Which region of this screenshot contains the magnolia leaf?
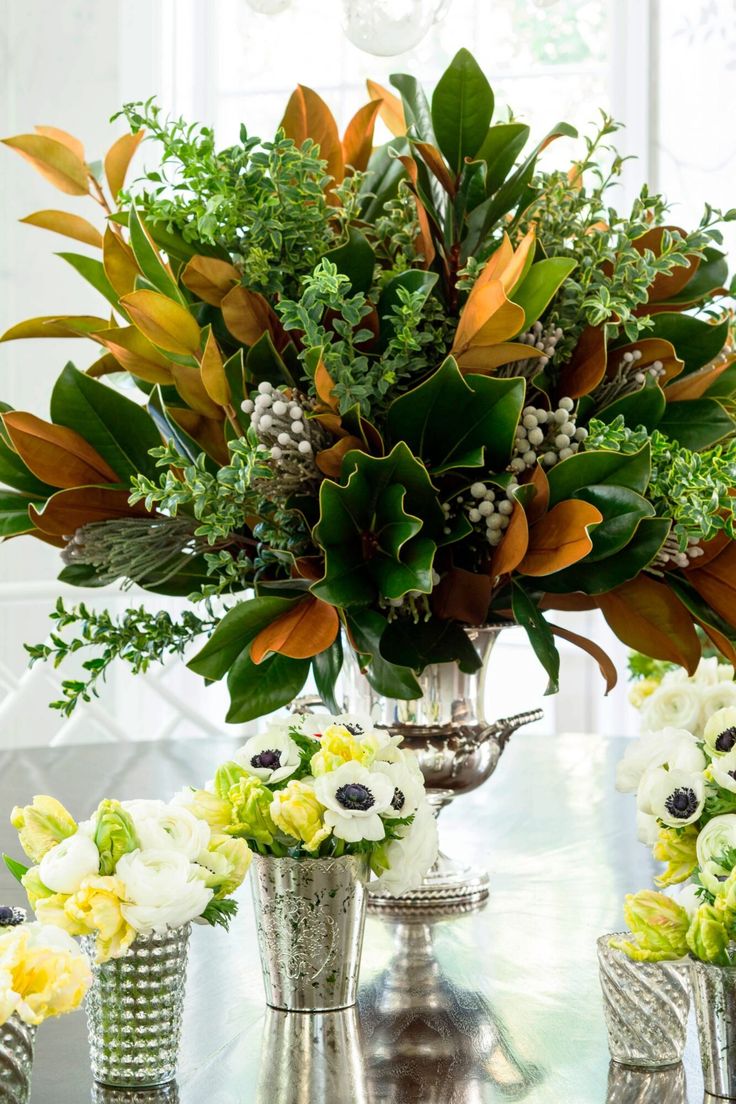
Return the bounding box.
[658,397,735,449]
[547,622,618,694]
[687,544,736,626]
[315,434,364,478]
[511,581,560,694]
[181,256,240,306]
[342,100,382,173]
[558,325,607,398]
[281,84,344,186]
[431,48,494,174]
[171,364,223,420]
[547,443,651,506]
[121,290,201,357]
[597,577,700,674]
[518,500,602,576]
[102,225,139,297]
[648,313,730,375]
[221,285,274,347]
[0,491,39,538]
[226,650,310,724]
[1,315,109,342]
[455,342,543,374]
[431,567,492,624]
[20,209,102,248]
[631,225,701,303]
[526,463,550,525]
[490,500,529,577]
[251,596,339,664]
[128,206,184,304]
[189,596,298,680]
[511,257,577,332]
[104,129,145,199]
[452,278,525,354]
[312,636,343,713]
[665,355,736,402]
[413,141,455,194]
[199,329,231,408]
[2,134,89,195]
[2,411,119,489]
[29,485,150,537]
[366,80,407,137]
[346,607,421,699]
[539,517,670,595]
[34,125,85,161]
[92,325,173,385]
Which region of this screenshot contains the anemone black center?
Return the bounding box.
[251,749,282,770]
[716,727,736,753]
[336,783,375,811]
[664,787,699,819]
[344,723,364,736]
[391,787,405,811]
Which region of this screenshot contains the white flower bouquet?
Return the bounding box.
[5,794,251,962]
[179,713,438,897]
[629,656,736,738]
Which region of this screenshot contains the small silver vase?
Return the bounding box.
[0,1014,35,1104]
[597,934,689,1070]
[250,853,370,1011]
[342,625,542,910]
[690,960,736,1099]
[83,925,190,1088]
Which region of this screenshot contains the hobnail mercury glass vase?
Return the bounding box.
[689,960,736,1099]
[0,1014,35,1104]
[251,853,370,1011]
[597,934,689,1069]
[83,925,190,1088]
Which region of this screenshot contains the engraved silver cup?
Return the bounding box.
[690,960,736,1099]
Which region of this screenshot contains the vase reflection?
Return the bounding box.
[91,1084,179,1103]
[256,1006,369,1104]
[359,917,541,1102]
[605,1060,687,1104]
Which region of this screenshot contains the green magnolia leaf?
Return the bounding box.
[3,855,28,883]
[431,48,494,174]
[386,356,524,473]
[390,72,436,142]
[188,596,296,680]
[0,490,37,536]
[669,578,736,644]
[226,649,310,724]
[223,349,247,420]
[474,122,530,194]
[648,313,730,375]
[538,517,671,595]
[57,252,120,311]
[245,332,295,388]
[359,138,408,223]
[346,608,422,699]
[658,398,735,449]
[455,159,487,223]
[136,553,213,596]
[661,247,728,306]
[147,386,219,473]
[324,228,375,295]
[575,485,656,561]
[511,580,559,695]
[50,363,162,480]
[547,443,651,506]
[312,635,343,714]
[128,206,186,305]
[380,618,483,674]
[311,442,441,607]
[706,363,736,399]
[511,257,577,332]
[596,375,666,431]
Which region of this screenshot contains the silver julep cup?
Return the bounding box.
[251,854,370,1011]
[690,960,736,1099]
[597,934,689,1069]
[0,1014,35,1104]
[83,925,190,1087]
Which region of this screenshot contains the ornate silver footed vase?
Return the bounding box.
[343,625,542,910]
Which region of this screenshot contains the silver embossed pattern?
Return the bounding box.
[597,934,689,1070]
[83,925,190,1088]
[251,854,370,1012]
[690,959,736,1098]
[0,1014,35,1104]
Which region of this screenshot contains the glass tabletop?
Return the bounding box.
[0,731,704,1103]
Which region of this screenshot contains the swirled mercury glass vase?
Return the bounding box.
[0,1014,35,1104]
[83,925,190,1088]
[250,854,370,1011]
[342,625,543,909]
[597,934,689,1069]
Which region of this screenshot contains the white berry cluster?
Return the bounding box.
[510,398,588,473]
[655,533,706,570]
[497,321,563,380]
[241,381,330,492]
[445,480,518,548]
[594,349,666,409]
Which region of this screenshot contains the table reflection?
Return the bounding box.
[256,1007,368,1103]
[605,1060,687,1104]
[359,915,542,1102]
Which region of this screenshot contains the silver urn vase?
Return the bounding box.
[690,960,736,1099]
[342,625,542,909]
[0,1014,35,1104]
[250,853,370,1011]
[83,925,190,1088]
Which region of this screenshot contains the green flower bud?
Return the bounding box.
[93,800,139,876]
[213,762,249,802]
[229,776,277,847]
[610,890,689,962]
[20,865,56,908]
[199,835,252,898]
[11,796,77,863]
[687,903,732,965]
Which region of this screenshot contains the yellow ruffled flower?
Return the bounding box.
[199,835,252,898]
[11,796,76,863]
[687,903,731,965]
[63,876,136,962]
[0,925,91,1026]
[628,678,659,709]
[610,890,689,962]
[653,826,698,887]
[177,788,232,833]
[310,725,375,776]
[270,780,331,853]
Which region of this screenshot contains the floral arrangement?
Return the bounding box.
[628,655,736,737]
[5,794,251,961]
[178,713,438,897]
[3,49,736,722]
[0,921,91,1026]
[615,706,736,964]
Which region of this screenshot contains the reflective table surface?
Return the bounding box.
[0,732,705,1103]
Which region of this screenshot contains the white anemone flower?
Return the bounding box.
[313,762,394,842]
[234,729,302,783]
[636,810,659,846]
[702,703,736,756]
[640,684,703,737]
[371,757,426,819]
[710,750,736,794]
[643,767,705,828]
[370,801,439,897]
[616,727,706,794]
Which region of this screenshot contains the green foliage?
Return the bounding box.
[627,651,677,682]
[201,897,239,931]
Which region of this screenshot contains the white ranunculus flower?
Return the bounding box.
[234,728,302,783]
[117,849,213,933]
[313,762,394,842]
[370,801,438,897]
[643,767,705,828]
[693,657,723,686]
[661,667,688,686]
[122,800,211,861]
[616,727,706,794]
[703,707,736,757]
[701,686,736,736]
[640,684,703,736]
[371,757,425,819]
[696,813,736,869]
[719,664,736,682]
[636,810,659,846]
[39,831,100,894]
[710,750,736,794]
